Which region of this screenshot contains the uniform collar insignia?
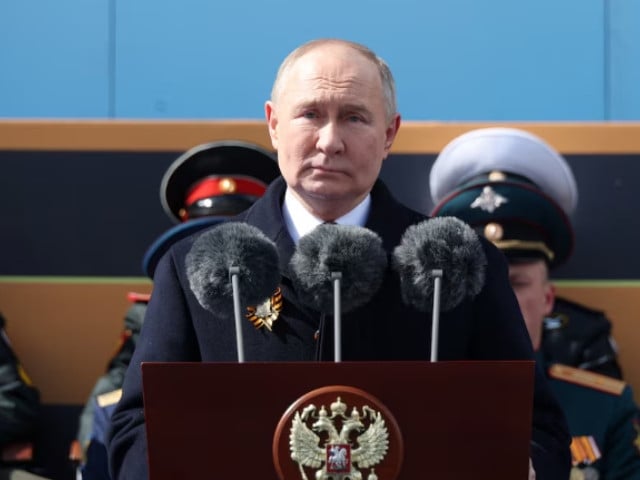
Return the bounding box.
[470,186,508,213]
[245,287,283,331]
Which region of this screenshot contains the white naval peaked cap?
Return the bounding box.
[429,127,578,215]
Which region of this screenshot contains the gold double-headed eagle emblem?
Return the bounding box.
[289,396,389,480]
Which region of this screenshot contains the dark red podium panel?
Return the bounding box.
[142,360,534,480]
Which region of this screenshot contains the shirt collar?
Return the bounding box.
[282,189,371,244]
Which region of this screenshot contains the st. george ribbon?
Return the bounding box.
[289,223,388,362]
[392,216,487,361]
[185,221,280,362]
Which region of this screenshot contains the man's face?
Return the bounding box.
[265,43,400,220]
[508,260,555,351]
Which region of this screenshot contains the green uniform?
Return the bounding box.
[542,358,640,479]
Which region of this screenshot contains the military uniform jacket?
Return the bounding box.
[107,177,571,479]
[545,363,640,479]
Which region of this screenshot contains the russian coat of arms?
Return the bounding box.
[289,396,389,480]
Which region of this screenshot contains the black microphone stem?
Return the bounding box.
[430,269,443,362]
[332,271,342,363]
[229,266,245,363]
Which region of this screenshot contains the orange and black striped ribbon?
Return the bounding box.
[570,436,601,466]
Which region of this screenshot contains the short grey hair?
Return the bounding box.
[270,38,397,122]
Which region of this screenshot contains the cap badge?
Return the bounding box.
[487,170,507,182]
[484,222,504,241]
[245,287,283,331]
[470,186,508,213]
[289,396,389,480]
[219,177,237,194]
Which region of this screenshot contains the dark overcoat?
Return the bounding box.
[108,177,571,479]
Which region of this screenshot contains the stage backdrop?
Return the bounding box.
[0,121,638,404]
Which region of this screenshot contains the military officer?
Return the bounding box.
[75,140,280,479]
[430,126,640,479]
[429,126,622,379]
[551,365,640,479]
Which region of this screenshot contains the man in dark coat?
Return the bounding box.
[107,38,571,479]
[76,141,280,479]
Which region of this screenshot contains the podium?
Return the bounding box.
[142,360,534,479]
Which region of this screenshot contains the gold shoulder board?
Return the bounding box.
[97,388,123,407]
[549,364,626,396]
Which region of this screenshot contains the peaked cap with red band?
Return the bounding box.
[160,140,280,223]
[144,140,280,278]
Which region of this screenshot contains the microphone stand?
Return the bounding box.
[229,266,245,363]
[430,269,443,362]
[331,272,342,363]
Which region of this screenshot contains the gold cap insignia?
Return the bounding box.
[488,170,507,182]
[245,287,283,331]
[219,177,237,194]
[484,222,504,241]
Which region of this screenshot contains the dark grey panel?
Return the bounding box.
[380,154,640,280]
[1,151,638,279]
[0,150,177,276]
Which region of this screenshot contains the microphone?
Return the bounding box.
[393,217,486,362]
[289,223,388,315]
[289,224,388,362]
[186,222,280,361]
[392,216,487,313]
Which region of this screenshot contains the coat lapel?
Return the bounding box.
[237,177,296,278]
[237,176,427,276]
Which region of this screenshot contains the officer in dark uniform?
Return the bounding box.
[75,140,280,479]
[0,312,50,480]
[430,127,640,479]
[429,126,622,379]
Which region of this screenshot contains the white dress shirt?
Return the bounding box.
[282,189,371,244]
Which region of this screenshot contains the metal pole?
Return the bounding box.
[332,272,342,363]
[430,269,443,362]
[229,266,245,363]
